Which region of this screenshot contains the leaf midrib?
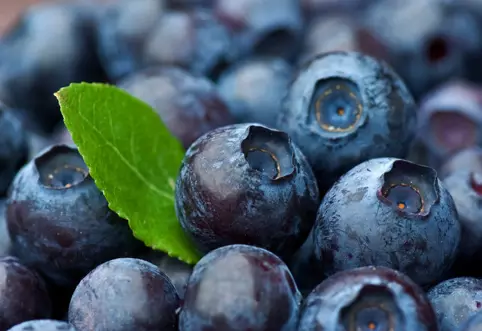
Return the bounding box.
[76,106,174,202]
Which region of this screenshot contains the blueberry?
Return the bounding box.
[141,250,193,300]
[175,123,319,258]
[95,0,166,81]
[443,171,482,273]
[301,0,368,14]
[440,147,482,179]
[217,56,293,127]
[143,9,235,81]
[0,256,52,330]
[416,81,482,168]
[276,51,416,192]
[310,157,460,286]
[179,244,301,331]
[428,277,482,331]
[98,1,234,81]
[119,66,234,149]
[0,104,28,196]
[298,266,438,331]
[459,310,482,331]
[359,0,482,98]
[213,0,304,61]
[444,171,482,251]
[68,258,180,331]
[50,125,75,148]
[299,14,360,65]
[7,320,76,331]
[6,144,144,287]
[0,199,11,257]
[167,0,213,9]
[0,2,106,133]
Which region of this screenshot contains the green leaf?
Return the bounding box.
[55,82,201,264]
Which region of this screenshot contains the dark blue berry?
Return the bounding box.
[175,123,319,258]
[298,266,438,331]
[276,51,416,192]
[213,0,304,61]
[0,2,106,133]
[68,258,180,331]
[310,158,460,286]
[0,256,52,330]
[0,104,28,196]
[179,244,301,331]
[6,145,144,287]
[359,0,482,98]
[141,251,192,300]
[97,0,234,81]
[119,66,234,149]
[217,56,293,127]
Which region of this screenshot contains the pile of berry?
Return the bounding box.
[1,0,482,330]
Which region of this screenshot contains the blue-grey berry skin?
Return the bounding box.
[443,171,482,262]
[140,250,193,300]
[311,157,460,286]
[428,277,482,331]
[360,0,482,99]
[0,256,52,330]
[298,266,438,331]
[276,51,416,192]
[6,145,144,287]
[175,123,319,258]
[214,0,304,61]
[97,0,236,81]
[0,2,106,134]
[119,66,234,149]
[0,106,28,196]
[179,244,302,331]
[440,147,482,179]
[415,81,482,170]
[68,258,180,331]
[459,309,482,331]
[7,320,76,331]
[217,56,293,128]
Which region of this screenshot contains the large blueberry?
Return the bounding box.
[6,145,144,287]
[311,157,460,286]
[175,123,319,258]
[276,51,416,192]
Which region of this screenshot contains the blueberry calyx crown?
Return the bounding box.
[35,144,89,190]
[241,125,295,180]
[309,77,363,133]
[341,285,400,331]
[377,160,439,217]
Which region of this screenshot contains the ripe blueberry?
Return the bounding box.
[175,123,319,258]
[298,266,438,331]
[6,145,144,287]
[276,51,416,192]
[311,158,460,286]
[179,244,301,331]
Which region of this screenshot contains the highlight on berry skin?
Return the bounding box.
[378,160,438,217]
[241,125,295,180]
[310,78,363,133]
[34,145,89,190]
